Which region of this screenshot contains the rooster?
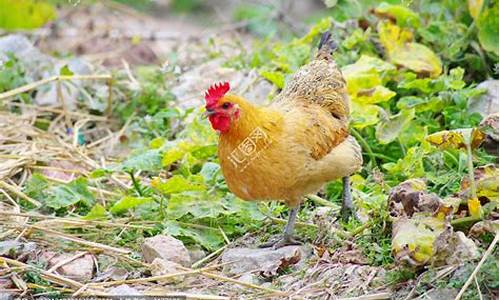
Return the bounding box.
[204,32,363,248]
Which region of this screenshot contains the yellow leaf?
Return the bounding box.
[355,85,396,104]
[389,43,443,78]
[392,214,445,266]
[468,0,484,20]
[378,21,442,78]
[344,68,381,94]
[342,55,396,104]
[426,128,485,150]
[468,197,483,218]
[351,102,380,129]
[378,21,413,51]
[461,165,499,202]
[161,142,192,167]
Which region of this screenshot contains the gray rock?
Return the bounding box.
[469,80,499,117]
[108,284,142,296]
[0,34,54,76]
[425,287,459,300]
[40,251,95,281]
[187,246,206,264]
[432,230,479,266]
[220,245,308,276]
[150,258,184,283]
[172,59,244,109]
[238,272,259,285]
[142,234,191,266]
[171,60,273,110]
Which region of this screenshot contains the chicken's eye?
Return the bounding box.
[222,102,231,109]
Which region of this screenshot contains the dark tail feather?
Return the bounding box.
[317,31,337,58]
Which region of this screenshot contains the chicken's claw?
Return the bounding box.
[340,206,359,222]
[259,235,302,249]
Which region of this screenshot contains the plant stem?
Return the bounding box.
[351,128,377,167]
[128,170,143,196]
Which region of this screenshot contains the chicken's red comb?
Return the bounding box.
[205,82,230,108]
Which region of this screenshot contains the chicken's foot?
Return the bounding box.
[340,176,359,221]
[260,206,302,249]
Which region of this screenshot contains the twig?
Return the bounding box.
[47,251,88,273]
[454,232,498,300]
[0,211,153,229]
[306,194,339,209]
[88,264,222,287]
[1,257,84,291]
[161,293,229,300]
[5,102,108,121]
[177,265,286,296]
[0,75,112,101]
[0,180,41,207]
[338,292,392,300]
[191,245,227,268]
[25,224,131,254]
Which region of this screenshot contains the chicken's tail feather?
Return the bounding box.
[317,31,337,59]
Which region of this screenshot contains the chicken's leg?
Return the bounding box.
[260,206,301,249]
[340,176,358,221]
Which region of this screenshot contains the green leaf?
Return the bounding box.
[59,65,74,76]
[383,146,427,179]
[149,137,166,149]
[476,4,499,55]
[24,173,49,200]
[167,193,225,219]
[89,169,112,179]
[163,220,223,251]
[397,96,443,113]
[323,0,337,8]
[45,178,95,210]
[225,197,266,221]
[199,162,221,183]
[259,70,285,88]
[151,175,205,194]
[376,109,415,144]
[0,0,56,30]
[110,196,153,214]
[297,17,332,44]
[120,149,162,172]
[374,2,420,28]
[82,204,108,220]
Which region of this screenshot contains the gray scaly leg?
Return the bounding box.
[260,206,302,249]
[340,176,358,221]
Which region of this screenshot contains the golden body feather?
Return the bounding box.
[216,46,362,208]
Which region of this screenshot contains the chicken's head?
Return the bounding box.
[204,82,240,133]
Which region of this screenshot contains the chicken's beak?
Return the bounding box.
[202,109,215,119]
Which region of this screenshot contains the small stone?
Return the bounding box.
[426,288,458,300]
[150,258,184,283]
[469,80,499,117]
[220,246,308,276]
[142,234,191,266]
[40,251,95,281]
[108,284,142,296]
[187,246,206,264]
[238,273,259,285]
